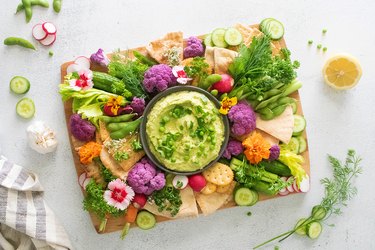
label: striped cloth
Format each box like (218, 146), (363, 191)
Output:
(0, 156), (72, 250)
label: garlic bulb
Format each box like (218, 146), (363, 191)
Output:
(27, 121), (58, 154)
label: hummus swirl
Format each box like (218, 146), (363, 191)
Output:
(146, 91), (225, 172)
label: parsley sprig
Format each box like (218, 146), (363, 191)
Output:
(150, 186), (182, 217)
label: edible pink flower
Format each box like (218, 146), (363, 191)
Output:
(69, 69), (93, 91)
(172, 66), (191, 84)
(103, 179), (134, 210)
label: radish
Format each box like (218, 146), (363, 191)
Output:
(42, 22), (57, 35)
(32, 23), (47, 41)
(278, 188), (289, 196)
(172, 175), (188, 189)
(40, 34), (56, 46)
(299, 175), (310, 193)
(74, 56), (91, 70)
(210, 74), (234, 93)
(188, 174), (207, 192)
(292, 180), (301, 192)
(132, 193), (147, 209)
(78, 172), (87, 187)
(286, 176), (295, 192)
(82, 178), (92, 190)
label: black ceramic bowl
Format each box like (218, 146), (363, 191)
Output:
(140, 85), (230, 175)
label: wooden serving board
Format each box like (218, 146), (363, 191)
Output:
(60, 27), (310, 234)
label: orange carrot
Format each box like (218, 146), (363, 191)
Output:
(124, 204), (138, 223)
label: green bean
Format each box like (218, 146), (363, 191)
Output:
(255, 93), (282, 111)
(133, 50), (157, 66)
(109, 117), (143, 139)
(16, 0), (49, 14)
(21, 0), (32, 23)
(53, 0), (62, 13)
(99, 113), (135, 124)
(4, 37), (36, 50)
(282, 79), (303, 97)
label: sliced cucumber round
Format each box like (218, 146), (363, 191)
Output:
(296, 136), (307, 154)
(224, 28), (243, 46)
(204, 33), (214, 47)
(136, 211), (156, 230)
(294, 218), (308, 236)
(260, 18), (285, 40)
(284, 137), (300, 154)
(311, 205), (327, 220)
(234, 187), (256, 206)
(248, 189), (259, 206)
(307, 221), (323, 239)
(293, 114), (306, 136)
(211, 28), (228, 48)
(290, 102), (298, 114)
(10, 76), (30, 94)
(16, 98), (35, 119)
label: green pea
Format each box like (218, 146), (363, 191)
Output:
(22, 0), (32, 22)
(308, 40), (313, 45)
(317, 44), (322, 49)
(322, 29), (327, 34)
(53, 0), (62, 13)
(49, 50), (54, 57)
(323, 47), (328, 52)
(200, 74), (222, 90)
(4, 37), (36, 50)
(159, 126), (165, 132)
(210, 89), (218, 96)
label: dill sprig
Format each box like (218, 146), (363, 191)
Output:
(254, 149), (362, 249)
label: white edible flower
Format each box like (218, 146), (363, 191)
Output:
(27, 121), (58, 154)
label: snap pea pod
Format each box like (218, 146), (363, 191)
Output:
(99, 113), (135, 124)
(258, 108), (274, 120)
(107, 121), (131, 132)
(4, 37), (36, 50)
(133, 50), (157, 66)
(109, 117), (143, 140)
(282, 79), (303, 97)
(271, 104), (288, 118)
(16, 0), (49, 14)
(262, 88), (282, 101)
(53, 0), (62, 13)
(21, 0), (32, 22)
(200, 74), (222, 90)
(255, 93), (283, 111)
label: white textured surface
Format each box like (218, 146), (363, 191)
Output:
(1, 0), (375, 249)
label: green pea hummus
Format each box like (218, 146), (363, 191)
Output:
(146, 91), (225, 172)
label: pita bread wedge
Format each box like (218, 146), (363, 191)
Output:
(84, 162), (105, 186)
(98, 120), (110, 142)
(146, 31), (183, 65)
(234, 23), (254, 45)
(243, 27), (263, 46)
(213, 48), (238, 74)
(204, 46), (215, 73)
(144, 187), (198, 219)
(195, 181), (236, 215)
(99, 148), (128, 180)
(256, 105), (294, 144)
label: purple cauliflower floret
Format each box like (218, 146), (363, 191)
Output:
(223, 139), (244, 159)
(268, 145), (280, 161)
(130, 97), (146, 115)
(69, 114), (96, 142)
(127, 157), (166, 195)
(228, 102), (256, 137)
(90, 48), (109, 67)
(143, 64), (177, 93)
(183, 36), (204, 58)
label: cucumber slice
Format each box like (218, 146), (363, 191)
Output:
(260, 18), (285, 40)
(248, 189), (259, 206)
(294, 218), (308, 236)
(284, 137), (300, 154)
(16, 98), (35, 119)
(136, 211), (156, 230)
(224, 28), (243, 46)
(293, 114), (306, 136)
(290, 102), (298, 114)
(211, 28), (228, 48)
(234, 187), (256, 206)
(296, 136), (307, 154)
(10, 76), (30, 94)
(311, 205), (327, 220)
(307, 221), (323, 239)
(204, 33), (214, 47)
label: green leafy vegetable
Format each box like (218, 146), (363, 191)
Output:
(254, 149), (362, 249)
(278, 146), (307, 186)
(150, 186), (182, 217)
(113, 151), (129, 162)
(184, 57), (209, 85)
(93, 157), (116, 183)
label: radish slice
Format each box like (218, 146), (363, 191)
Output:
(299, 176), (310, 193)
(286, 176), (295, 192)
(83, 178), (92, 191)
(66, 63), (88, 74)
(172, 175), (188, 189)
(32, 23), (47, 41)
(40, 34), (56, 46)
(279, 189), (289, 196)
(78, 172), (87, 187)
(292, 181), (301, 192)
(74, 56), (91, 69)
(42, 22), (57, 35)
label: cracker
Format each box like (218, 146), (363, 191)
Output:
(216, 183), (232, 194)
(201, 182), (217, 195)
(203, 162), (234, 186)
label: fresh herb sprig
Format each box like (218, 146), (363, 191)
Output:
(184, 57), (209, 85)
(150, 186), (182, 217)
(254, 149), (362, 249)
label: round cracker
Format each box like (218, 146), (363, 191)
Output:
(203, 163), (234, 186)
(201, 182), (217, 195)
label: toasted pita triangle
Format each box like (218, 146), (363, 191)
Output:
(234, 23), (254, 46)
(204, 46), (215, 74)
(195, 181), (236, 215)
(100, 148), (128, 180)
(213, 48), (238, 74)
(144, 187), (198, 219)
(256, 105), (294, 144)
(242, 26), (263, 46)
(146, 31), (183, 65)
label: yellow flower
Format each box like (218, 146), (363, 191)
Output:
(106, 96), (124, 116)
(219, 96), (238, 115)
